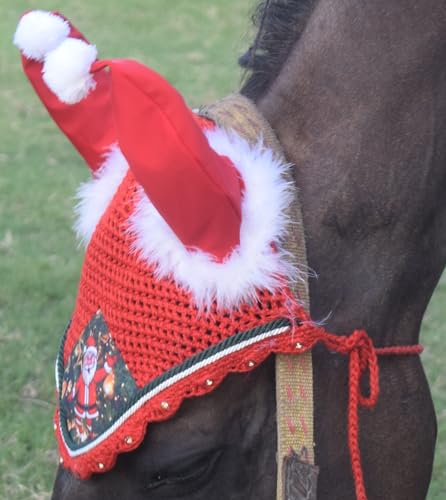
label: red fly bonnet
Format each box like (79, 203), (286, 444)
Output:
(14, 10), (311, 478)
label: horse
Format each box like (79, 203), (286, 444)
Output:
(51, 0), (445, 498)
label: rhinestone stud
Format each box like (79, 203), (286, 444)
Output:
(59, 457), (64, 464)
(161, 401), (169, 410)
(53, 423), (57, 431)
(295, 342), (303, 350)
(205, 379), (213, 386)
(248, 360), (255, 368)
(98, 462), (105, 470)
(125, 436), (133, 445)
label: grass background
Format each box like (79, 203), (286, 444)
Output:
(0, 1), (444, 498)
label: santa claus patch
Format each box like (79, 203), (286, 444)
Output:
(59, 310), (137, 446)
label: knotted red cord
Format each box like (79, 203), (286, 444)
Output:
(293, 320), (423, 500)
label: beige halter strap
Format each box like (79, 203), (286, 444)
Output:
(200, 94), (318, 500)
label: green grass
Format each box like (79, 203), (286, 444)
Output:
(421, 272), (446, 500)
(0, 1), (252, 498)
(0, 1), (444, 499)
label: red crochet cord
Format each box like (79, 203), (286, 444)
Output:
(294, 322), (423, 500)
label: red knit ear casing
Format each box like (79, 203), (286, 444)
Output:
(63, 170), (290, 386)
(54, 150), (303, 478)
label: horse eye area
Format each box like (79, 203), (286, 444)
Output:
(144, 449), (223, 494)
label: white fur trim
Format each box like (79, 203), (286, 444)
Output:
(129, 128), (298, 309)
(43, 38), (97, 104)
(74, 147), (128, 245)
(14, 10), (70, 61)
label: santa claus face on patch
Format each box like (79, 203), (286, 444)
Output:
(82, 347), (97, 385)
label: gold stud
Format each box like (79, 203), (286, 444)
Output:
(59, 457), (64, 464)
(295, 342), (303, 350)
(205, 379), (213, 386)
(98, 462), (105, 470)
(248, 360), (255, 368)
(124, 436), (133, 445)
(161, 401), (169, 410)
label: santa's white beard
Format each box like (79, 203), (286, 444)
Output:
(82, 359), (97, 385)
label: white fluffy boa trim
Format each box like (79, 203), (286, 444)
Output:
(74, 127), (298, 309)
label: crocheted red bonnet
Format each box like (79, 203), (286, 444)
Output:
(14, 10), (309, 479)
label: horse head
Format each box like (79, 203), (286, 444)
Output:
(15, 1), (446, 499)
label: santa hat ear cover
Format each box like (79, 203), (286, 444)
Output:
(14, 10), (308, 479)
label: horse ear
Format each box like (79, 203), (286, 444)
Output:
(14, 10), (117, 173)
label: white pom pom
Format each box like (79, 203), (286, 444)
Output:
(13, 10), (70, 61)
(43, 38), (97, 104)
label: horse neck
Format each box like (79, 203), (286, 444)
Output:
(257, 0), (446, 346)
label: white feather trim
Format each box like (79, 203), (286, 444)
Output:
(74, 147), (128, 245)
(129, 128), (298, 309)
(13, 10), (70, 61)
(43, 38), (97, 104)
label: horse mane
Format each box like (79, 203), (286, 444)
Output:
(240, 0), (316, 101)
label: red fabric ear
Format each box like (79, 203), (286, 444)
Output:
(102, 59), (242, 260)
(18, 9), (243, 260)
(21, 14), (116, 173)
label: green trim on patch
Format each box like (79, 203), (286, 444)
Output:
(57, 314), (291, 452)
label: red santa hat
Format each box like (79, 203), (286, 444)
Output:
(85, 336), (96, 347)
(84, 335), (97, 354)
(14, 10), (310, 478)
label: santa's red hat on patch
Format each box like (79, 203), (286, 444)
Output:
(84, 335), (96, 352)
(14, 10), (302, 479)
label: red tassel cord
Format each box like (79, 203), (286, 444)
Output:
(291, 317), (423, 500)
